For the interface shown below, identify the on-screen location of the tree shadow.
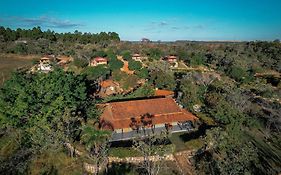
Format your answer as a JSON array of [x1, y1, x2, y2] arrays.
[[105, 163, 137, 175]]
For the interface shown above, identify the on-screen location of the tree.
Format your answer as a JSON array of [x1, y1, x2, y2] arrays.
[[190, 53, 206, 66], [121, 50, 131, 60], [81, 125, 111, 175], [132, 134, 171, 175], [227, 65, 249, 83], [82, 65, 110, 80], [0, 69, 97, 165], [108, 54, 123, 71], [128, 59, 142, 72]]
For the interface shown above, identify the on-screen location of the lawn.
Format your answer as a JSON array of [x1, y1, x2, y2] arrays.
[[0, 54, 39, 85], [169, 132, 204, 152]]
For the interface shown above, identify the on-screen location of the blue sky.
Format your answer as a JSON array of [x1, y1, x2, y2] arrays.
[[0, 0, 281, 41]]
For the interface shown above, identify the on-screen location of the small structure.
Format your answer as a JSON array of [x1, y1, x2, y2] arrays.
[[154, 89, 174, 98], [56, 55, 73, 66], [141, 38, 150, 43], [37, 56, 53, 72], [99, 98, 198, 141], [132, 53, 142, 62], [99, 80, 122, 97], [15, 40, 27, 44], [90, 57, 108, 67], [164, 55, 178, 68]]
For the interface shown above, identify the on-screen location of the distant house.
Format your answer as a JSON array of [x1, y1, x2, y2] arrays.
[[141, 38, 150, 43], [154, 89, 174, 98], [99, 80, 122, 97], [99, 97, 198, 141], [37, 56, 53, 72], [90, 57, 108, 67], [15, 40, 27, 44], [132, 53, 142, 62], [164, 55, 178, 68]]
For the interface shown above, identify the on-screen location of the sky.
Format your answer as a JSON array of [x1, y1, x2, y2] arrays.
[[0, 0, 281, 41]]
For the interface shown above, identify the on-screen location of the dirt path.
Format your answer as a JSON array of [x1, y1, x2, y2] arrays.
[[117, 55, 134, 74], [173, 151, 195, 175]]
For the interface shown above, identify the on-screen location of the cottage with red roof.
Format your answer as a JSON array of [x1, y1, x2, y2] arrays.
[[99, 80, 122, 97], [90, 57, 108, 67], [99, 97, 198, 141]]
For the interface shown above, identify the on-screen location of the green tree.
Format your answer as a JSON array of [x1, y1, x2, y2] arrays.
[[108, 54, 123, 71], [0, 69, 97, 160], [121, 50, 131, 60], [81, 125, 111, 175], [128, 59, 142, 72], [82, 65, 110, 80]]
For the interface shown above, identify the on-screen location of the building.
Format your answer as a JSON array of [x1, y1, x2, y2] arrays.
[[132, 53, 142, 62], [141, 38, 150, 43], [99, 80, 122, 97], [99, 97, 198, 141], [164, 55, 178, 68], [37, 56, 53, 72], [90, 57, 108, 67], [154, 89, 174, 98]]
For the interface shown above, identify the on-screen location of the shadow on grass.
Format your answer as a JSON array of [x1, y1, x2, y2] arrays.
[[179, 123, 214, 142], [105, 163, 139, 175]]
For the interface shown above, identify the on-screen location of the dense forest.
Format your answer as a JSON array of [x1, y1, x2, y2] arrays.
[[0, 27, 280, 174]]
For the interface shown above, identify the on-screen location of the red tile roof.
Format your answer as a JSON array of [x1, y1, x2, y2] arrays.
[[100, 98, 198, 130], [93, 57, 108, 62], [100, 80, 119, 88], [155, 89, 174, 97]]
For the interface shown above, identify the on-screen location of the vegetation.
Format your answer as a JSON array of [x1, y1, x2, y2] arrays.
[[0, 26, 281, 174]]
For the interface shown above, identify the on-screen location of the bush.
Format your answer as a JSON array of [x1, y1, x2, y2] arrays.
[[82, 65, 110, 80], [190, 53, 206, 66], [73, 58, 88, 68], [109, 54, 123, 71], [121, 50, 131, 60], [128, 59, 142, 72]]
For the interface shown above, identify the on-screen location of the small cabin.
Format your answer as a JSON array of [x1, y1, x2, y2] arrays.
[[90, 57, 108, 67], [37, 56, 54, 72], [132, 53, 142, 62]]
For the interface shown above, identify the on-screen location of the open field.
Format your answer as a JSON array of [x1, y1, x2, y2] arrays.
[[0, 54, 39, 85]]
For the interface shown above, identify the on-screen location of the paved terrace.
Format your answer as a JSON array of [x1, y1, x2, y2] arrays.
[[110, 122, 194, 142]]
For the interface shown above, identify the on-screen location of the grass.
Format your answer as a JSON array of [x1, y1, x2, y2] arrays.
[[109, 144, 175, 158], [109, 147, 142, 158], [169, 132, 204, 152], [169, 133, 187, 152], [0, 130, 20, 158], [29, 151, 83, 175], [184, 138, 204, 150], [0, 53, 39, 85]]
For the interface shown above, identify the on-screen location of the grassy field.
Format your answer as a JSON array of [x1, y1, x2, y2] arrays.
[[0, 54, 39, 85]]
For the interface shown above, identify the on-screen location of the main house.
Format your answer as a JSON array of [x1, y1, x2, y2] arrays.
[[99, 97, 198, 141]]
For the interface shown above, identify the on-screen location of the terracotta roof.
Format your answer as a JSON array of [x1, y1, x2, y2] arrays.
[[155, 89, 174, 97], [93, 57, 108, 62], [132, 53, 140, 57], [168, 55, 177, 59], [100, 98, 198, 130], [100, 80, 119, 88]]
